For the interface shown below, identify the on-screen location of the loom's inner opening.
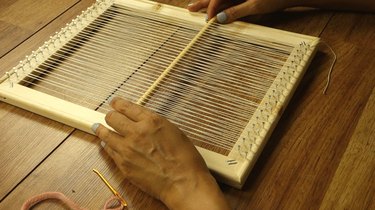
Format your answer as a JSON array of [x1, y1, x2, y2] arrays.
[[19, 4, 293, 155]]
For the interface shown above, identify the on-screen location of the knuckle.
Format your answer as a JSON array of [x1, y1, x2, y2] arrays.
[[105, 111, 114, 122], [96, 127, 109, 140], [129, 126, 145, 140], [135, 127, 147, 138], [134, 105, 148, 118], [118, 146, 132, 157], [149, 113, 163, 127], [117, 100, 131, 112], [117, 118, 128, 129]]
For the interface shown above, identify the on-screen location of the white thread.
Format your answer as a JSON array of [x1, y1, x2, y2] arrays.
[[319, 40, 337, 95]]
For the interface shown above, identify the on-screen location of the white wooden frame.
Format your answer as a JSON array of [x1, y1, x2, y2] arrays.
[[0, 0, 319, 188]]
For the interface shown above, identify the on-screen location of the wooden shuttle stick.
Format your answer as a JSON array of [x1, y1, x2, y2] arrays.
[[136, 17, 217, 105]]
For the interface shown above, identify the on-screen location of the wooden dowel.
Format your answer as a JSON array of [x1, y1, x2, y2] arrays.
[[136, 17, 217, 105]]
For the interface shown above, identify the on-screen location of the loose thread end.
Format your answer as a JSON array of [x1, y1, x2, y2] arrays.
[[319, 40, 337, 95]]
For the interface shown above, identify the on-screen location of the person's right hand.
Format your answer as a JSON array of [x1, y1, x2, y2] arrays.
[[92, 97, 230, 210], [187, 0, 293, 23]]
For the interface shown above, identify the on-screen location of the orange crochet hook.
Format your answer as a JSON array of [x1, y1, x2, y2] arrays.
[[93, 169, 128, 207]]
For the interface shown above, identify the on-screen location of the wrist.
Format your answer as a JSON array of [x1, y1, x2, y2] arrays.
[[161, 171, 230, 210]]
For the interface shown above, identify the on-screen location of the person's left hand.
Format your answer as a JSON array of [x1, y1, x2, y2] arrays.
[[188, 0, 289, 23]]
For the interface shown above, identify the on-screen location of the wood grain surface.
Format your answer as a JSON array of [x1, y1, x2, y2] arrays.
[[0, 0, 374, 209]]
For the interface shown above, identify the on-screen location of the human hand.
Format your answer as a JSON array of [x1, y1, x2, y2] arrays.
[[92, 97, 230, 210], [188, 0, 293, 23]]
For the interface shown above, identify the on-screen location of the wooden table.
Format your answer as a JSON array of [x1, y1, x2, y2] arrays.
[[0, 0, 374, 209]]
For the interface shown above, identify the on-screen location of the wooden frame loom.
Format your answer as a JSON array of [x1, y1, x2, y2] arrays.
[[0, 0, 319, 188]]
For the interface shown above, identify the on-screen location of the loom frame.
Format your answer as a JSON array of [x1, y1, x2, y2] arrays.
[[0, 0, 319, 188]]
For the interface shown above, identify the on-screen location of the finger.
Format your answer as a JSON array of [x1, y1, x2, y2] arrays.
[[101, 140, 145, 178], [216, 0, 264, 23], [100, 143, 133, 176], [187, 0, 210, 12], [105, 110, 133, 135], [101, 140, 120, 160], [92, 123, 123, 150], [206, 0, 225, 20], [109, 97, 153, 122]]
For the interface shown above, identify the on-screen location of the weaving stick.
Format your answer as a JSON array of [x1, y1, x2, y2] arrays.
[[136, 17, 217, 105]]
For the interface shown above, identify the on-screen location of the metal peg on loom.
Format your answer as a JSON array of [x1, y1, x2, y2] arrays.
[[65, 23, 73, 37], [68, 17, 80, 33], [91, 3, 100, 15], [57, 23, 68, 40], [256, 114, 270, 134], [248, 131, 258, 144], [37, 46, 46, 60], [87, 6, 95, 18], [286, 67, 295, 80], [290, 42, 314, 83], [97, 0, 109, 9], [258, 109, 270, 123], [81, 10, 88, 21], [237, 144, 249, 159], [243, 137, 253, 151], [6, 72, 13, 87], [18, 60, 26, 73], [271, 89, 281, 102], [238, 106, 273, 159], [46, 38, 57, 53], [74, 15, 84, 28], [30, 50, 42, 71], [26, 55, 36, 70], [52, 31, 63, 47], [252, 123, 260, 136], [13, 67, 19, 79], [237, 121, 264, 159], [237, 136, 256, 160], [24, 56, 32, 72], [92, 169, 128, 208], [302, 41, 311, 49]]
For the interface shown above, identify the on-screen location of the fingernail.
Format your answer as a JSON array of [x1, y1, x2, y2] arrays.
[[187, 3, 194, 7], [100, 141, 106, 148], [205, 15, 208, 22], [91, 123, 100, 133], [217, 11, 227, 23]]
